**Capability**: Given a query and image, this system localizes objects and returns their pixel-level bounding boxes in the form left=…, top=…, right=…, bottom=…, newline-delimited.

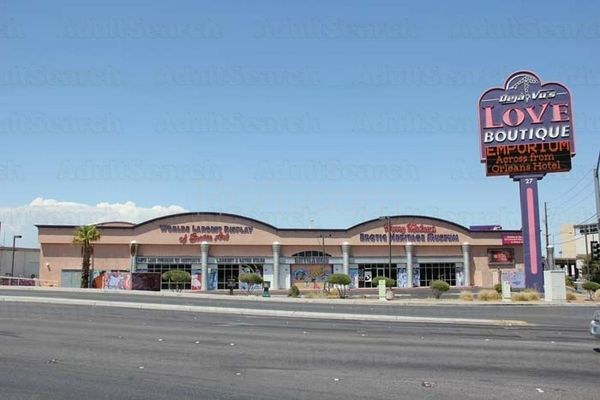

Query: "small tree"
left=239, top=272, right=263, bottom=294
left=430, top=280, right=450, bottom=299
left=327, top=273, right=351, bottom=298
left=582, top=281, right=600, bottom=300
left=162, top=270, right=191, bottom=292
left=372, top=276, right=396, bottom=288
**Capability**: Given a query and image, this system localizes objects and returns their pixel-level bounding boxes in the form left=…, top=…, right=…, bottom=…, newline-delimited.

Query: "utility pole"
left=594, top=151, right=600, bottom=228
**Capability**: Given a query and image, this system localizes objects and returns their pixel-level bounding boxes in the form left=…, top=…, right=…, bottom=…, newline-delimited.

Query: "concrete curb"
left=0, top=286, right=596, bottom=307
left=0, top=295, right=529, bottom=327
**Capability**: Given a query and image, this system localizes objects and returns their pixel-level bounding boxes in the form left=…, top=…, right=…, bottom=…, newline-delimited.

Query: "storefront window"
left=357, top=264, right=397, bottom=288
left=418, top=263, right=456, bottom=287
left=147, top=263, right=192, bottom=290
left=217, top=263, right=263, bottom=290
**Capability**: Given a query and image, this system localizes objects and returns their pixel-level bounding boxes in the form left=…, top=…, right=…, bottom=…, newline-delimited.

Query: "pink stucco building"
left=37, top=212, right=523, bottom=290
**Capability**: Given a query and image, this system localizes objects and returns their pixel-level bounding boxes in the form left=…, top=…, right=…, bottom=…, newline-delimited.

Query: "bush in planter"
left=288, top=284, right=300, bottom=298
left=327, top=273, right=352, bottom=298
left=162, top=270, right=191, bottom=292
left=430, top=280, right=450, bottom=299
left=582, top=281, right=600, bottom=299
left=239, top=272, right=263, bottom=294
left=372, top=276, right=396, bottom=288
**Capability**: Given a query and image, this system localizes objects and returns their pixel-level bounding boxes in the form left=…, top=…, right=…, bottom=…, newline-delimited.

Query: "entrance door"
left=217, top=264, right=240, bottom=289
left=60, top=270, right=81, bottom=288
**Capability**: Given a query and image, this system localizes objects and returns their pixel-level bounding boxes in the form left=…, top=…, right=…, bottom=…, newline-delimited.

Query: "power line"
left=546, top=213, right=598, bottom=239
left=550, top=184, right=594, bottom=212
left=576, top=213, right=598, bottom=226
left=553, top=234, right=585, bottom=246
left=546, top=170, right=591, bottom=204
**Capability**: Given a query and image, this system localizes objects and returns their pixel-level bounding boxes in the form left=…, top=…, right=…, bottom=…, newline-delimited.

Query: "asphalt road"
left=0, top=288, right=597, bottom=326
left=1, top=301, right=599, bottom=400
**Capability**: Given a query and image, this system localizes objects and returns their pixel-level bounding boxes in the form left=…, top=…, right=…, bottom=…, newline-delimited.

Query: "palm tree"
left=73, top=225, right=101, bottom=288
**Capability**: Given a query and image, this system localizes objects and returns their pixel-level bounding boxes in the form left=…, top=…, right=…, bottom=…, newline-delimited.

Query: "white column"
left=462, top=242, right=471, bottom=287
left=341, top=242, right=351, bottom=275
left=272, top=242, right=280, bottom=290
left=201, top=241, right=209, bottom=291
left=405, top=242, right=413, bottom=287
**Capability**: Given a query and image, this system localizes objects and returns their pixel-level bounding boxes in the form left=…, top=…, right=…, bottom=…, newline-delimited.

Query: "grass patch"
left=304, top=291, right=327, bottom=299
left=512, top=289, right=540, bottom=301
left=458, top=290, right=473, bottom=301
left=477, top=289, right=500, bottom=301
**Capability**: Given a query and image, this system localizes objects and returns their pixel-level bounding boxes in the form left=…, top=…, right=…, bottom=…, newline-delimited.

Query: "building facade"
left=0, top=246, right=40, bottom=278
left=37, top=213, right=524, bottom=290
left=557, top=222, right=599, bottom=279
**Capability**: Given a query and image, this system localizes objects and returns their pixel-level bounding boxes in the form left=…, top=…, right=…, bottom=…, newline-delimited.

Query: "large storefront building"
left=37, top=213, right=524, bottom=290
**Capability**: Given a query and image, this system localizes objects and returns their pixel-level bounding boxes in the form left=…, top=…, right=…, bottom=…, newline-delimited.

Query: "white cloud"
left=0, top=198, right=188, bottom=247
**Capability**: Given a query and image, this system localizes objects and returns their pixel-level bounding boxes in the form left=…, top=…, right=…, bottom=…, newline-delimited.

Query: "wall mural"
left=290, top=265, right=332, bottom=290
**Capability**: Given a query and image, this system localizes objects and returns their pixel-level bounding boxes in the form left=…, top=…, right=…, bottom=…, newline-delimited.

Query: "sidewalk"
left=1, top=285, right=597, bottom=307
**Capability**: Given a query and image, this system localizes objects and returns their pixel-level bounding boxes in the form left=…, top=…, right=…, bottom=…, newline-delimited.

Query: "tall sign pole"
left=479, top=71, right=576, bottom=290
left=515, top=174, right=544, bottom=288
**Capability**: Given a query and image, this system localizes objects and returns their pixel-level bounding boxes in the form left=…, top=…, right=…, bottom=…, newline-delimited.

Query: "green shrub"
left=239, top=272, right=263, bottom=293
left=372, top=276, right=396, bottom=288
left=239, top=272, right=263, bottom=285
left=494, top=283, right=502, bottom=294
left=430, top=280, right=450, bottom=299
left=327, top=274, right=351, bottom=298
left=161, top=270, right=191, bottom=283
left=458, top=290, right=473, bottom=301
left=327, top=274, right=351, bottom=285
left=477, top=289, right=500, bottom=301
left=288, top=285, right=300, bottom=298
left=583, top=281, right=600, bottom=299
left=161, top=270, right=191, bottom=292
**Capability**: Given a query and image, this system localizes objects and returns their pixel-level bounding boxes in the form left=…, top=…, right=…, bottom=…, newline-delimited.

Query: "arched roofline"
left=37, top=212, right=521, bottom=233
left=345, top=215, right=472, bottom=233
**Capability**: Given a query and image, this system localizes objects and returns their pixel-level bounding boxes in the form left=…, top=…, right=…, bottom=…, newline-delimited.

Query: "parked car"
left=591, top=310, right=600, bottom=338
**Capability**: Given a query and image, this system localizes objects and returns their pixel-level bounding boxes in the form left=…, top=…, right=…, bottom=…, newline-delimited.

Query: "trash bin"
left=262, top=281, right=271, bottom=298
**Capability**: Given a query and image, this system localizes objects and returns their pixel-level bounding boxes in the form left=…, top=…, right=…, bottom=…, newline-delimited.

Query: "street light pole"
left=10, top=234, right=22, bottom=276
left=319, top=233, right=331, bottom=271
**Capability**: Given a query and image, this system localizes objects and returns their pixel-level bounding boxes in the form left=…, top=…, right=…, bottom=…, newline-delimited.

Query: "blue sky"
left=1, top=0, right=599, bottom=248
